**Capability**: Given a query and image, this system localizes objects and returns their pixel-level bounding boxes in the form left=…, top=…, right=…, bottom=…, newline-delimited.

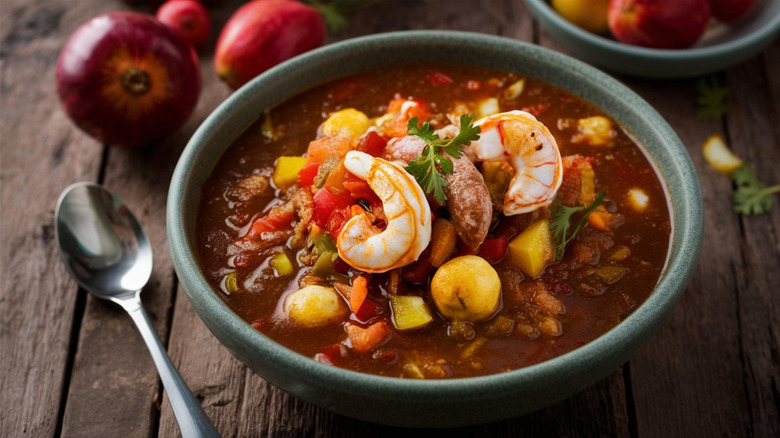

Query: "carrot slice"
left=346, top=321, right=391, bottom=353
left=350, top=275, right=368, bottom=313
left=588, top=211, right=612, bottom=231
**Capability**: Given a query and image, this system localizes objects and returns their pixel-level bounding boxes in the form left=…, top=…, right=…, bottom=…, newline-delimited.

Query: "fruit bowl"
left=167, top=31, right=703, bottom=427
left=526, top=0, right=780, bottom=78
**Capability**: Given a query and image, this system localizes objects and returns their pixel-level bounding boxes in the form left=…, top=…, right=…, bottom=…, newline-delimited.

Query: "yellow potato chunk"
left=389, top=295, right=433, bottom=330
left=431, top=256, right=501, bottom=322
left=702, top=133, right=743, bottom=175
left=320, top=108, right=370, bottom=139
left=508, top=219, right=554, bottom=278
left=283, top=285, right=348, bottom=328
left=272, top=156, right=308, bottom=188
left=574, top=116, right=616, bottom=146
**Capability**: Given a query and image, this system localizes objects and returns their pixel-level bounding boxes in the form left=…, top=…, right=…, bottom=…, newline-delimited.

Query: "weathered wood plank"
left=725, top=46, right=780, bottom=437
left=0, top=1, right=106, bottom=436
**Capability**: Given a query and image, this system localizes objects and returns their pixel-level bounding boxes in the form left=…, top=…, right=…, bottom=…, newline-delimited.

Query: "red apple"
left=56, top=12, right=201, bottom=148
left=709, top=0, right=756, bottom=22
left=156, top=0, right=212, bottom=49
left=214, top=0, right=326, bottom=90
left=608, top=0, right=711, bottom=49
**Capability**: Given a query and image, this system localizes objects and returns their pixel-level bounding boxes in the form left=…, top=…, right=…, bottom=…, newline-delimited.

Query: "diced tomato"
left=346, top=321, right=392, bottom=353
left=426, top=72, right=454, bottom=87
left=354, top=299, right=382, bottom=322
left=356, top=131, right=387, bottom=157
left=313, top=189, right=338, bottom=228
left=327, top=206, right=351, bottom=235
left=314, top=344, right=347, bottom=366
left=478, top=237, right=508, bottom=264
left=245, top=206, right=294, bottom=240
left=297, top=161, right=320, bottom=187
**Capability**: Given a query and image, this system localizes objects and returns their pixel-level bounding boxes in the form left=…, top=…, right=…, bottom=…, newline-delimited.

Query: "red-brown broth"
left=195, top=65, right=671, bottom=378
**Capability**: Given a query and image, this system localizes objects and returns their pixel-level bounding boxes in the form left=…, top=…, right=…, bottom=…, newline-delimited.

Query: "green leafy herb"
left=405, top=114, right=481, bottom=204
left=696, top=75, right=729, bottom=119
left=306, top=0, right=349, bottom=34
left=549, top=192, right=605, bottom=261
left=732, top=165, right=780, bottom=215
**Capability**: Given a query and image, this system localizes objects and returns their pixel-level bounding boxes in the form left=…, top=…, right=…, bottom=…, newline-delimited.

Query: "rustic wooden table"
left=2, top=0, right=778, bottom=436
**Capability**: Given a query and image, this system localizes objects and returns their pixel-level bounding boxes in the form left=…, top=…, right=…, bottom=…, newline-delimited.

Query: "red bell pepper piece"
left=354, top=299, right=381, bottom=322
left=314, top=188, right=354, bottom=229
left=478, top=237, right=508, bottom=264
left=356, top=131, right=387, bottom=157
left=297, top=161, right=320, bottom=187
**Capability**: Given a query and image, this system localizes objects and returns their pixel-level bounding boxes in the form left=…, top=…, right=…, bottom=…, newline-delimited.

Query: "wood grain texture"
left=2, top=0, right=779, bottom=437
left=725, top=49, right=780, bottom=437
left=0, top=1, right=106, bottom=436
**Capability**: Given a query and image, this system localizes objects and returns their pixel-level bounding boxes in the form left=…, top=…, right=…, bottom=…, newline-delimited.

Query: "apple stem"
left=122, top=67, right=152, bottom=95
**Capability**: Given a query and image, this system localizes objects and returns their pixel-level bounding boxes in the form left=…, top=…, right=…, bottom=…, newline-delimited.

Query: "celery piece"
left=585, top=266, right=628, bottom=284
left=311, top=251, right=337, bottom=277
left=389, top=295, right=433, bottom=331
left=313, top=234, right=337, bottom=254
left=609, top=245, right=631, bottom=261
left=270, top=252, right=294, bottom=276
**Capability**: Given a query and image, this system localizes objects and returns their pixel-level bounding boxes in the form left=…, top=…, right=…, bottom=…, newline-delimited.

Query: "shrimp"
left=385, top=134, right=492, bottom=250
left=337, top=151, right=432, bottom=273
left=470, top=110, right=563, bottom=215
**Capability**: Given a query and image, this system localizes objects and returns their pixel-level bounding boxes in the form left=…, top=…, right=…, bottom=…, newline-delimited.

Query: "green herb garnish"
left=732, top=165, right=780, bottom=215
left=549, top=192, right=605, bottom=261
left=405, top=114, right=480, bottom=204
left=306, top=0, right=349, bottom=34
left=696, top=75, right=729, bottom=120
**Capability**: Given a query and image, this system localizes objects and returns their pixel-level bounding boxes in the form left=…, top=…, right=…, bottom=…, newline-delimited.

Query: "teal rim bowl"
left=168, top=30, right=703, bottom=427
left=525, top=0, right=780, bottom=79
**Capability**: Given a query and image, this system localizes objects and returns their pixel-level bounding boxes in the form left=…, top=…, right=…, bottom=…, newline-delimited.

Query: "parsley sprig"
left=405, top=114, right=481, bottom=204
left=696, top=75, right=729, bottom=120
left=549, top=192, right=605, bottom=261
left=732, top=166, right=780, bottom=215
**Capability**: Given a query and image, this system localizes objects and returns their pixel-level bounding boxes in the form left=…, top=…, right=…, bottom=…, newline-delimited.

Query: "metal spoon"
left=55, top=182, right=219, bottom=438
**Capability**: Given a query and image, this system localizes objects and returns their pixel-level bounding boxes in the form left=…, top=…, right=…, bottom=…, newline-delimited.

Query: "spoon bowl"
left=55, top=182, right=219, bottom=438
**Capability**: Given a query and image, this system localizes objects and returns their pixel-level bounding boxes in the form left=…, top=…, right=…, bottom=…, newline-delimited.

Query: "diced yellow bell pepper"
left=508, top=219, right=554, bottom=278
left=272, top=156, right=308, bottom=188
left=321, top=108, right=370, bottom=139
left=389, top=295, right=433, bottom=331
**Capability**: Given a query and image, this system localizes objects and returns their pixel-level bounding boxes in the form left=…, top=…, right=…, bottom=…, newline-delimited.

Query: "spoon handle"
left=118, top=295, right=220, bottom=438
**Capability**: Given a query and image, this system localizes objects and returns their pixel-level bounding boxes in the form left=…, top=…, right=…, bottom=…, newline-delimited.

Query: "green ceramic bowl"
left=526, top=0, right=780, bottom=79
left=168, top=31, right=703, bottom=427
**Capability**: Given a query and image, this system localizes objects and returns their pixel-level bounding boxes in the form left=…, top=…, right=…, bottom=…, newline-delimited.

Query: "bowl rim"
left=168, top=30, right=703, bottom=401
left=524, top=0, right=780, bottom=60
